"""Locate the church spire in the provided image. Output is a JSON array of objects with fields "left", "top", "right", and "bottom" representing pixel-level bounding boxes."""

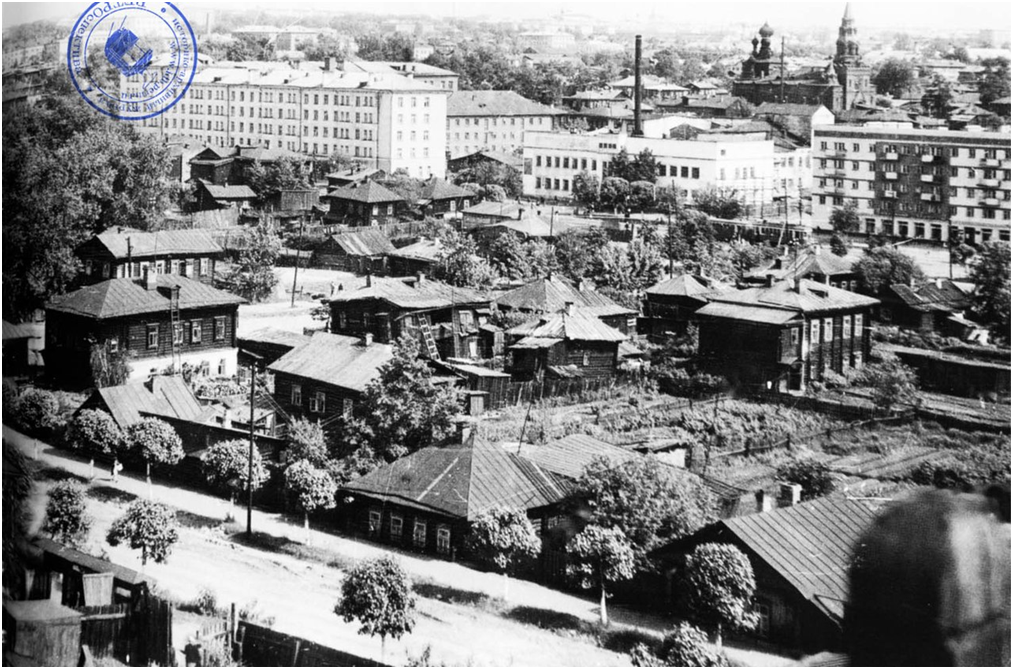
[{"left": 843, "top": 2, "right": 852, "bottom": 21}]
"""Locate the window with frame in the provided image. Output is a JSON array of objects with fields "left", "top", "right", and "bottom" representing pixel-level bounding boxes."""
[
  {"left": 173, "top": 322, "right": 184, "bottom": 346},
  {"left": 436, "top": 525, "right": 451, "bottom": 554},
  {"left": 291, "top": 384, "right": 302, "bottom": 406},
  {"left": 200, "top": 258, "right": 210, "bottom": 275},
  {"left": 390, "top": 514, "right": 403, "bottom": 540},
  {"left": 309, "top": 391, "right": 326, "bottom": 414},
  {"left": 582, "top": 351, "right": 590, "bottom": 366},
  {"left": 342, "top": 398, "right": 353, "bottom": 418},
  {"left": 147, "top": 324, "right": 159, "bottom": 349},
  {"left": 214, "top": 316, "right": 226, "bottom": 341},
  {"left": 810, "top": 320, "right": 820, "bottom": 347},
  {"left": 823, "top": 318, "right": 834, "bottom": 343},
  {"left": 843, "top": 315, "right": 853, "bottom": 338},
  {"left": 413, "top": 519, "right": 427, "bottom": 547},
  {"left": 217, "top": 358, "right": 227, "bottom": 376},
  {"left": 190, "top": 320, "right": 202, "bottom": 344},
  {"left": 368, "top": 509, "right": 382, "bottom": 536}
]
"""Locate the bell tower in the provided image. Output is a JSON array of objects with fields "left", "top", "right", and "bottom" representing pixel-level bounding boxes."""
[{"left": 834, "top": 3, "right": 873, "bottom": 109}]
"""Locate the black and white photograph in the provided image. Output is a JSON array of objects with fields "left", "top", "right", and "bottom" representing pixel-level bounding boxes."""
[{"left": 1, "top": 1, "right": 1010, "bottom": 665}]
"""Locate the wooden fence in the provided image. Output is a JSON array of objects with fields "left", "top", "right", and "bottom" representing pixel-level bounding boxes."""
[
  {"left": 235, "top": 621, "right": 385, "bottom": 667},
  {"left": 75, "top": 596, "right": 173, "bottom": 666}
]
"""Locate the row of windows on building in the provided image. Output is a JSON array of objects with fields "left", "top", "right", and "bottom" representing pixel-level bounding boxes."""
[
  {"left": 819, "top": 141, "right": 1010, "bottom": 161},
  {"left": 818, "top": 178, "right": 1009, "bottom": 200},
  {"left": 858, "top": 219, "right": 1011, "bottom": 242},
  {"left": 451, "top": 116, "right": 549, "bottom": 128},
  {"left": 452, "top": 131, "right": 519, "bottom": 142},
  {"left": 289, "top": 384, "right": 354, "bottom": 416},
  {"left": 785, "top": 314, "right": 864, "bottom": 352},
  {"left": 818, "top": 194, "right": 1010, "bottom": 220},
  {"left": 137, "top": 317, "right": 229, "bottom": 351},
  {"left": 91, "top": 258, "right": 211, "bottom": 279},
  {"left": 367, "top": 509, "right": 452, "bottom": 553},
  {"left": 821, "top": 159, "right": 1010, "bottom": 181}
]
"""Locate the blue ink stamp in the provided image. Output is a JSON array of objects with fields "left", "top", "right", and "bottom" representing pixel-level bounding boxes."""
[{"left": 67, "top": 2, "right": 197, "bottom": 120}]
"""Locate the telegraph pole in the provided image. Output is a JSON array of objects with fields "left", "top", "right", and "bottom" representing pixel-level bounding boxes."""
[
  {"left": 290, "top": 215, "right": 306, "bottom": 308},
  {"left": 246, "top": 351, "right": 263, "bottom": 538}
]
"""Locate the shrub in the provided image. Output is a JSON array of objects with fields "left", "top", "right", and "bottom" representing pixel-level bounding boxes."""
[
  {"left": 66, "top": 409, "right": 123, "bottom": 457},
  {"left": 15, "top": 388, "right": 60, "bottom": 435},
  {"left": 776, "top": 456, "right": 835, "bottom": 501},
  {"left": 43, "top": 481, "right": 91, "bottom": 546},
  {"left": 658, "top": 622, "right": 724, "bottom": 667}
]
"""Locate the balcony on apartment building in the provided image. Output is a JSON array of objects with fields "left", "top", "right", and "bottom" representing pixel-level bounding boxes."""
[
  {"left": 880, "top": 151, "right": 899, "bottom": 161},
  {"left": 920, "top": 154, "right": 938, "bottom": 163},
  {"left": 982, "top": 158, "right": 1002, "bottom": 168},
  {"left": 979, "top": 178, "right": 1001, "bottom": 188},
  {"left": 882, "top": 172, "right": 899, "bottom": 180},
  {"left": 920, "top": 174, "right": 937, "bottom": 183},
  {"left": 920, "top": 193, "right": 941, "bottom": 202},
  {"left": 882, "top": 190, "right": 897, "bottom": 199},
  {"left": 981, "top": 197, "right": 1001, "bottom": 207}
]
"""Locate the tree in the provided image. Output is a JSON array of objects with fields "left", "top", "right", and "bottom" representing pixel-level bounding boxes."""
[
  {"left": 728, "top": 241, "right": 773, "bottom": 281},
  {"left": 657, "top": 622, "right": 725, "bottom": 667},
  {"left": 853, "top": 246, "right": 925, "bottom": 294},
  {"left": 628, "top": 181, "right": 657, "bottom": 212},
  {"left": 225, "top": 221, "right": 280, "bottom": 302},
  {"left": 14, "top": 388, "right": 60, "bottom": 435},
  {"left": 466, "top": 506, "right": 541, "bottom": 600},
  {"left": 382, "top": 170, "right": 425, "bottom": 211},
  {"left": 452, "top": 162, "right": 522, "bottom": 199},
  {"left": 677, "top": 543, "right": 757, "bottom": 649},
  {"left": 571, "top": 456, "right": 717, "bottom": 567},
  {"left": 433, "top": 230, "right": 497, "bottom": 290},
  {"left": 106, "top": 500, "right": 179, "bottom": 567},
  {"left": 572, "top": 171, "right": 601, "bottom": 210},
  {"left": 340, "top": 335, "right": 460, "bottom": 466},
  {"left": 858, "top": 353, "right": 920, "bottom": 412},
  {"left": 967, "top": 242, "right": 1011, "bottom": 335},
  {"left": 89, "top": 340, "right": 131, "bottom": 387},
  {"left": 3, "top": 441, "right": 36, "bottom": 598},
  {"left": 43, "top": 481, "right": 92, "bottom": 547},
  {"left": 66, "top": 408, "right": 123, "bottom": 476},
  {"left": 978, "top": 58, "right": 1011, "bottom": 105},
  {"left": 285, "top": 417, "right": 329, "bottom": 467},
  {"left": 776, "top": 456, "right": 835, "bottom": 500},
  {"left": 335, "top": 556, "right": 417, "bottom": 661},
  {"left": 923, "top": 76, "right": 953, "bottom": 119},
  {"left": 830, "top": 233, "right": 849, "bottom": 257},
  {"left": 656, "top": 185, "right": 686, "bottom": 218},
  {"left": 694, "top": 187, "right": 743, "bottom": 220},
  {"left": 554, "top": 228, "right": 609, "bottom": 283},
  {"left": 829, "top": 201, "right": 860, "bottom": 235},
  {"left": 608, "top": 149, "right": 658, "bottom": 184},
  {"left": 872, "top": 59, "right": 916, "bottom": 97},
  {"left": 283, "top": 459, "right": 337, "bottom": 535},
  {"left": 245, "top": 157, "right": 312, "bottom": 205},
  {"left": 599, "top": 177, "right": 631, "bottom": 210},
  {"left": 201, "top": 439, "right": 270, "bottom": 506},
  {"left": 125, "top": 417, "right": 184, "bottom": 484},
  {"left": 566, "top": 525, "right": 637, "bottom": 626}
]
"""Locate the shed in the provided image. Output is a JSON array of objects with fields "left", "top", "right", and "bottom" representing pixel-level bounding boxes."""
[
  {"left": 34, "top": 537, "right": 149, "bottom": 606},
  {"left": 312, "top": 228, "right": 396, "bottom": 273},
  {"left": 3, "top": 599, "right": 83, "bottom": 667}
]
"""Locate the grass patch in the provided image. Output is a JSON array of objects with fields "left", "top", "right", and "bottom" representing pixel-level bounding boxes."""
[
  {"left": 599, "top": 627, "right": 661, "bottom": 654},
  {"left": 86, "top": 485, "right": 138, "bottom": 505},
  {"left": 505, "top": 605, "right": 595, "bottom": 636},
  {"left": 414, "top": 580, "right": 494, "bottom": 607},
  {"left": 176, "top": 509, "right": 231, "bottom": 531},
  {"left": 229, "top": 530, "right": 355, "bottom": 571},
  {"left": 36, "top": 467, "right": 89, "bottom": 484}
]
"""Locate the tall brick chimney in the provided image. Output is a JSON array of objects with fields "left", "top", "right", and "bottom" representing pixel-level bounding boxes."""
[{"left": 632, "top": 35, "right": 644, "bottom": 138}]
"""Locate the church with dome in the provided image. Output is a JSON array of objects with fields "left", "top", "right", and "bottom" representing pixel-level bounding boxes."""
[{"left": 732, "top": 4, "right": 875, "bottom": 112}]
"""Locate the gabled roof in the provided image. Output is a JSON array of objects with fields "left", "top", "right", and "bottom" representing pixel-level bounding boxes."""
[
  {"left": 463, "top": 200, "right": 524, "bottom": 218},
  {"left": 201, "top": 183, "right": 258, "bottom": 200},
  {"left": 82, "top": 229, "right": 223, "bottom": 260},
  {"left": 755, "top": 102, "right": 828, "bottom": 117},
  {"left": 508, "top": 311, "right": 627, "bottom": 342},
  {"left": 343, "top": 432, "right": 568, "bottom": 520},
  {"left": 496, "top": 276, "right": 635, "bottom": 316},
  {"left": 888, "top": 279, "right": 971, "bottom": 313},
  {"left": 328, "top": 275, "right": 488, "bottom": 311},
  {"left": 238, "top": 327, "right": 312, "bottom": 350},
  {"left": 703, "top": 278, "right": 879, "bottom": 318},
  {"left": 488, "top": 215, "right": 553, "bottom": 238},
  {"left": 720, "top": 495, "right": 883, "bottom": 622},
  {"left": 647, "top": 274, "right": 731, "bottom": 298},
  {"left": 325, "top": 180, "right": 404, "bottom": 204},
  {"left": 2, "top": 320, "right": 35, "bottom": 341},
  {"left": 95, "top": 376, "right": 204, "bottom": 429},
  {"left": 234, "top": 145, "right": 305, "bottom": 162},
  {"left": 447, "top": 90, "right": 563, "bottom": 117},
  {"left": 268, "top": 332, "right": 393, "bottom": 393},
  {"left": 695, "top": 302, "right": 801, "bottom": 325},
  {"left": 752, "top": 249, "right": 855, "bottom": 281},
  {"left": 449, "top": 150, "right": 524, "bottom": 170},
  {"left": 421, "top": 177, "right": 475, "bottom": 202},
  {"left": 47, "top": 276, "right": 245, "bottom": 319},
  {"left": 513, "top": 433, "right": 638, "bottom": 480},
  {"left": 389, "top": 238, "right": 445, "bottom": 263},
  {"left": 325, "top": 228, "right": 396, "bottom": 257}
]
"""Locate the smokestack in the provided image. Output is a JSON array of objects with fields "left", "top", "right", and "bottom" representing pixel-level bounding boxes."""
[{"left": 632, "top": 35, "right": 644, "bottom": 138}]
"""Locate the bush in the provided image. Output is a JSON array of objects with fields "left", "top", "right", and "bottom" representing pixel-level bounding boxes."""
[
  {"left": 910, "top": 441, "right": 1011, "bottom": 490},
  {"left": 66, "top": 409, "right": 123, "bottom": 458},
  {"left": 2, "top": 379, "right": 18, "bottom": 421},
  {"left": 776, "top": 456, "right": 835, "bottom": 500},
  {"left": 43, "top": 481, "right": 91, "bottom": 546},
  {"left": 653, "top": 368, "right": 728, "bottom": 398},
  {"left": 194, "top": 588, "right": 219, "bottom": 616},
  {"left": 658, "top": 622, "right": 725, "bottom": 667},
  {"left": 15, "top": 388, "right": 60, "bottom": 435}
]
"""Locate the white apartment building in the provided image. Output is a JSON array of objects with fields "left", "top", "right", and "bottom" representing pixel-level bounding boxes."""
[
  {"left": 812, "top": 126, "right": 1012, "bottom": 244},
  {"left": 522, "top": 130, "right": 777, "bottom": 213},
  {"left": 446, "top": 90, "right": 561, "bottom": 159},
  {"left": 124, "top": 64, "right": 450, "bottom": 178}
]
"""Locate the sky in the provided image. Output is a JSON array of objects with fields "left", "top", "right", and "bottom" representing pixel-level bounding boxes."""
[{"left": 3, "top": 0, "right": 1011, "bottom": 32}]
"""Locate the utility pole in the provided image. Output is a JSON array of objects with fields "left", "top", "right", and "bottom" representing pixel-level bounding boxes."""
[
  {"left": 245, "top": 352, "right": 263, "bottom": 538},
  {"left": 290, "top": 215, "right": 306, "bottom": 308},
  {"left": 780, "top": 36, "right": 786, "bottom": 103}
]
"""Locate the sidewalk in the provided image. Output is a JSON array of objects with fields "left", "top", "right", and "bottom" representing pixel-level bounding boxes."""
[{"left": 5, "top": 424, "right": 795, "bottom": 666}]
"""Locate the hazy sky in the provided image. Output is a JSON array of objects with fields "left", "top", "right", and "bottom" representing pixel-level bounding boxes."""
[{"left": 3, "top": 0, "right": 1011, "bottom": 32}]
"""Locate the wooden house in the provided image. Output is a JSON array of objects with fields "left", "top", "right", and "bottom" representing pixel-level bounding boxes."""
[
  {"left": 328, "top": 274, "right": 491, "bottom": 360},
  {"left": 880, "top": 279, "right": 975, "bottom": 336},
  {"left": 75, "top": 228, "right": 224, "bottom": 285},
  {"left": 642, "top": 274, "right": 730, "bottom": 340},
  {"left": 695, "top": 278, "right": 879, "bottom": 393},
  {"left": 321, "top": 180, "right": 408, "bottom": 227},
  {"left": 325, "top": 167, "right": 387, "bottom": 190},
  {"left": 461, "top": 199, "right": 526, "bottom": 225},
  {"left": 340, "top": 430, "right": 569, "bottom": 560},
  {"left": 387, "top": 238, "right": 446, "bottom": 277},
  {"left": 2, "top": 600, "right": 82, "bottom": 667},
  {"left": 312, "top": 229, "right": 396, "bottom": 273},
  {"left": 268, "top": 332, "right": 394, "bottom": 424},
  {"left": 188, "top": 146, "right": 234, "bottom": 185},
  {"left": 237, "top": 328, "right": 312, "bottom": 368},
  {"left": 495, "top": 276, "right": 638, "bottom": 336},
  {"left": 478, "top": 214, "right": 554, "bottom": 242},
  {"left": 77, "top": 376, "right": 206, "bottom": 430},
  {"left": 746, "top": 247, "right": 859, "bottom": 291},
  {"left": 419, "top": 177, "right": 474, "bottom": 218},
  {"left": 434, "top": 361, "right": 512, "bottom": 413},
  {"left": 447, "top": 150, "right": 523, "bottom": 174},
  {"left": 651, "top": 495, "right": 881, "bottom": 655},
  {"left": 193, "top": 181, "right": 257, "bottom": 211},
  {"left": 505, "top": 306, "right": 627, "bottom": 381},
  {"left": 45, "top": 273, "right": 245, "bottom": 386}
]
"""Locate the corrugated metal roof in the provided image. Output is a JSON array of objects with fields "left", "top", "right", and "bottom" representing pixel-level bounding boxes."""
[
  {"left": 421, "top": 177, "right": 475, "bottom": 201},
  {"left": 343, "top": 432, "right": 568, "bottom": 520},
  {"left": 513, "top": 434, "right": 639, "bottom": 480},
  {"left": 327, "top": 228, "right": 396, "bottom": 256},
  {"left": 507, "top": 312, "right": 627, "bottom": 342},
  {"left": 325, "top": 180, "right": 404, "bottom": 204},
  {"left": 705, "top": 279, "right": 879, "bottom": 317},
  {"left": 328, "top": 275, "right": 488, "bottom": 310},
  {"left": 203, "top": 183, "right": 257, "bottom": 200},
  {"left": 34, "top": 537, "right": 147, "bottom": 585},
  {"left": 722, "top": 495, "right": 883, "bottom": 623},
  {"left": 753, "top": 250, "right": 855, "bottom": 281},
  {"left": 239, "top": 327, "right": 312, "bottom": 349},
  {"left": 495, "top": 277, "right": 635, "bottom": 316},
  {"left": 87, "top": 229, "right": 223, "bottom": 259},
  {"left": 488, "top": 216, "right": 553, "bottom": 238},
  {"left": 511, "top": 337, "right": 560, "bottom": 349},
  {"left": 888, "top": 279, "right": 970, "bottom": 313},
  {"left": 268, "top": 332, "right": 393, "bottom": 393},
  {"left": 2, "top": 320, "right": 35, "bottom": 341},
  {"left": 646, "top": 274, "right": 731, "bottom": 298},
  {"left": 441, "top": 361, "right": 512, "bottom": 378},
  {"left": 47, "top": 276, "right": 245, "bottom": 319},
  {"left": 96, "top": 376, "right": 203, "bottom": 428},
  {"left": 463, "top": 201, "right": 524, "bottom": 218},
  {"left": 696, "top": 302, "right": 801, "bottom": 325},
  {"left": 389, "top": 238, "right": 445, "bottom": 262},
  {"left": 447, "top": 90, "right": 562, "bottom": 118}
]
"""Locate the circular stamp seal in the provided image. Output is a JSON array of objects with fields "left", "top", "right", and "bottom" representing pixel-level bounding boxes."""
[{"left": 67, "top": 2, "right": 197, "bottom": 121}]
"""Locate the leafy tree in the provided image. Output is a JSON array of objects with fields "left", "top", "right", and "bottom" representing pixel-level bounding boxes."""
[
  {"left": 694, "top": 187, "right": 743, "bottom": 220},
  {"left": 452, "top": 162, "right": 522, "bottom": 199},
  {"left": 466, "top": 506, "right": 541, "bottom": 600},
  {"left": 554, "top": 228, "right": 610, "bottom": 283},
  {"left": 340, "top": 335, "right": 460, "bottom": 465},
  {"left": 967, "top": 242, "right": 1011, "bottom": 335},
  {"left": 66, "top": 408, "right": 123, "bottom": 474},
  {"left": 566, "top": 525, "right": 637, "bottom": 626},
  {"left": 678, "top": 543, "right": 758, "bottom": 649},
  {"left": 225, "top": 221, "right": 280, "bottom": 302},
  {"left": 657, "top": 622, "right": 725, "bottom": 667},
  {"left": 608, "top": 149, "right": 658, "bottom": 184},
  {"left": 284, "top": 459, "right": 337, "bottom": 534},
  {"left": 433, "top": 230, "right": 497, "bottom": 290},
  {"left": 571, "top": 171, "right": 601, "bottom": 210},
  {"left": 285, "top": 417, "right": 329, "bottom": 467},
  {"left": 89, "top": 340, "right": 131, "bottom": 387},
  {"left": 628, "top": 181, "right": 657, "bottom": 212},
  {"left": 656, "top": 185, "right": 686, "bottom": 219},
  {"left": 125, "top": 417, "right": 184, "bottom": 482},
  {"left": 486, "top": 233, "right": 556, "bottom": 282},
  {"left": 872, "top": 58, "right": 917, "bottom": 97},
  {"left": 599, "top": 177, "right": 631, "bottom": 210},
  {"left": 3, "top": 441, "right": 36, "bottom": 599},
  {"left": 245, "top": 157, "right": 312, "bottom": 205},
  {"left": 335, "top": 556, "right": 417, "bottom": 661},
  {"left": 224, "top": 34, "right": 275, "bottom": 61},
  {"left": 923, "top": 76, "right": 953, "bottom": 118},
  {"left": 830, "top": 233, "right": 849, "bottom": 257},
  {"left": 201, "top": 439, "right": 270, "bottom": 505},
  {"left": 728, "top": 241, "right": 773, "bottom": 281},
  {"left": 853, "top": 246, "right": 925, "bottom": 294},
  {"left": 14, "top": 388, "right": 60, "bottom": 435},
  {"left": 858, "top": 353, "right": 920, "bottom": 412},
  {"left": 978, "top": 58, "right": 1011, "bottom": 105},
  {"left": 593, "top": 240, "right": 665, "bottom": 308},
  {"left": 43, "top": 481, "right": 92, "bottom": 547},
  {"left": 776, "top": 456, "right": 835, "bottom": 500},
  {"left": 356, "top": 33, "right": 414, "bottom": 61},
  {"left": 381, "top": 170, "right": 425, "bottom": 211},
  {"left": 829, "top": 201, "right": 860, "bottom": 235},
  {"left": 572, "top": 456, "right": 717, "bottom": 567},
  {"left": 106, "top": 500, "right": 179, "bottom": 567}
]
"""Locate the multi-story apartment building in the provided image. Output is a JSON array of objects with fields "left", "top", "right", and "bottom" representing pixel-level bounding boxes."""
[
  {"left": 446, "top": 91, "right": 562, "bottom": 159},
  {"left": 125, "top": 63, "right": 450, "bottom": 178},
  {"left": 522, "top": 130, "right": 777, "bottom": 213},
  {"left": 812, "top": 126, "right": 1012, "bottom": 244}
]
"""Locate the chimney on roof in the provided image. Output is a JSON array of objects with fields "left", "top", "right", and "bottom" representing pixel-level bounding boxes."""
[
  {"left": 365, "top": 273, "right": 372, "bottom": 288},
  {"left": 416, "top": 272, "right": 426, "bottom": 286},
  {"left": 361, "top": 333, "right": 373, "bottom": 347},
  {"left": 324, "top": 56, "right": 333, "bottom": 71},
  {"left": 778, "top": 482, "right": 802, "bottom": 508},
  {"left": 517, "top": 207, "right": 525, "bottom": 220},
  {"left": 935, "top": 277, "right": 944, "bottom": 289},
  {"left": 794, "top": 275, "right": 802, "bottom": 293},
  {"left": 813, "top": 245, "right": 821, "bottom": 256},
  {"left": 765, "top": 274, "right": 776, "bottom": 288},
  {"left": 143, "top": 266, "right": 158, "bottom": 291},
  {"left": 755, "top": 489, "right": 773, "bottom": 513},
  {"left": 564, "top": 301, "right": 575, "bottom": 316}
]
